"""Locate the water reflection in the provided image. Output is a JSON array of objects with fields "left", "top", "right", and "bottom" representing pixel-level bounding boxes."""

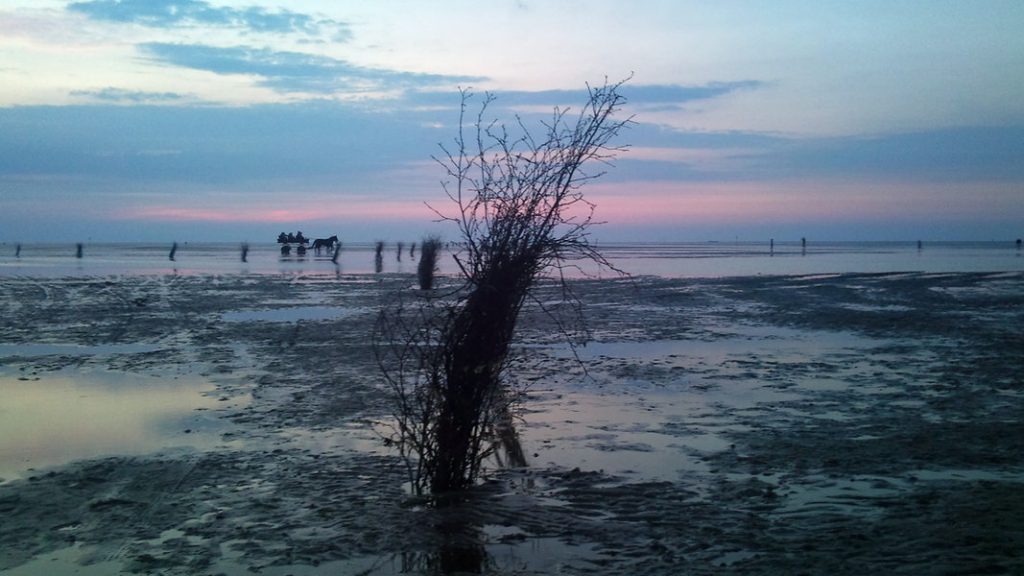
[
  {"left": 402, "top": 517, "right": 489, "bottom": 575},
  {"left": 5, "top": 241, "right": 1021, "bottom": 279},
  {"left": 0, "top": 342, "right": 162, "bottom": 357},
  {"left": 370, "top": 508, "right": 597, "bottom": 576},
  {"left": 0, "top": 370, "right": 228, "bottom": 481}
]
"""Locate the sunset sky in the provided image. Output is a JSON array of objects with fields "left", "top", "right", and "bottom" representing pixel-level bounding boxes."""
[{"left": 1, "top": 0, "right": 1022, "bottom": 242}]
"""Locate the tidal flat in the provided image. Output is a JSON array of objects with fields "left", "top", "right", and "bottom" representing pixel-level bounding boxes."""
[{"left": 1, "top": 271, "right": 1022, "bottom": 574}]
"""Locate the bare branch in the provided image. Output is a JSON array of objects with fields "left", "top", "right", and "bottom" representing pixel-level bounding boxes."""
[{"left": 376, "top": 78, "right": 631, "bottom": 495}]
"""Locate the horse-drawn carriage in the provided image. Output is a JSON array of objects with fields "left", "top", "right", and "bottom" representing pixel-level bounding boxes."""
[{"left": 277, "top": 232, "right": 338, "bottom": 256}]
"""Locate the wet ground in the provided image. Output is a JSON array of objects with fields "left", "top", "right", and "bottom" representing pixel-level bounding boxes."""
[{"left": 1, "top": 271, "right": 1022, "bottom": 574}]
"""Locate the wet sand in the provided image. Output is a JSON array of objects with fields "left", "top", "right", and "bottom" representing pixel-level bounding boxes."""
[{"left": 1, "top": 271, "right": 1022, "bottom": 574}]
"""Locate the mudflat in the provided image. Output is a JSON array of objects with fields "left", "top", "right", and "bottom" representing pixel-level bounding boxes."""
[{"left": 1, "top": 271, "right": 1022, "bottom": 575}]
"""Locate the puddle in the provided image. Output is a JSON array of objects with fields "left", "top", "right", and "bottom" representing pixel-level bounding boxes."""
[
  {"left": 510, "top": 328, "right": 866, "bottom": 480},
  {"left": 840, "top": 303, "right": 913, "bottom": 313},
  {"left": 273, "top": 531, "right": 602, "bottom": 576},
  {"left": 0, "top": 369, "right": 235, "bottom": 482},
  {"left": 535, "top": 325, "right": 880, "bottom": 363},
  {"left": 222, "top": 305, "right": 367, "bottom": 323},
  {"left": 0, "top": 545, "right": 123, "bottom": 576},
  {"left": 275, "top": 422, "right": 390, "bottom": 456},
  {"left": 485, "top": 534, "right": 601, "bottom": 573},
  {"left": 908, "top": 468, "right": 1024, "bottom": 483},
  {"left": 520, "top": 390, "right": 739, "bottom": 480},
  {"left": 0, "top": 342, "right": 163, "bottom": 357},
  {"left": 770, "top": 474, "right": 912, "bottom": 518}
]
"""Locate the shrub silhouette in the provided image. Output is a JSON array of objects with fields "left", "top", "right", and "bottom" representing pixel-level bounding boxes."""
[{"left": 377, "top": 78, "right": 631, "bottom": 495}]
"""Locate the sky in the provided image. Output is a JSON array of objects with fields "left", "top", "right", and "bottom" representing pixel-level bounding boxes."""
[{"left": 1, "top": 0, "right": 1022, "bottom": 243}]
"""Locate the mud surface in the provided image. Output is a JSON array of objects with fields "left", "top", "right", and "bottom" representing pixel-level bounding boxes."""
[{"left": 1, "top": 271, "right": 1022, "bottom": 574}]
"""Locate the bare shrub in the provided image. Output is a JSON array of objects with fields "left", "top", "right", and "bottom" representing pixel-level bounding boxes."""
[{"left": 377, "top": 78, "right": 631, "bottom": 495}]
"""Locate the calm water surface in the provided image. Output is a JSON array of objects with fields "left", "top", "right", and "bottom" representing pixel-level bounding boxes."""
[{"left": 1, "top": 241, "right": 1021, "bottom": 278}]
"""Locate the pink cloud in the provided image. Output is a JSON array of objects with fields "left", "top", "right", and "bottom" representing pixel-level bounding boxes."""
[
  {"left": 107, "top": 178, "right": 1023, "bottom": 230},
  {"left": 115, "top": 198, "right": 437, "bottom": 223},
  {"left": 586, "top": 179, "right": 1023, "bottom": 224}
]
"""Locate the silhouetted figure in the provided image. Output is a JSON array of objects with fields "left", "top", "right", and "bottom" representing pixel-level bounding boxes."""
[
  {"left": 15, "top": 243, "right": 21, "bottom": 258},
  {"left": 75, "top": 243, "right": 83, "bottom": 259},
  {"left": 241, "top": 242, "right": 249, "bottom": 262},
  {"left": 375, "top": 241, "right": 384, "bottom": 273},
  {"left": 295, "top": 231, "right": 307, "bottom": 245},
  {"left": 277, "top": 232, "right": 288, "bottom": 244},
  {"left": 287, "top": 232, "right": 296, "bottom": 243},
  {"left": 169, "top": 242, "right": 178, "bottom": 261},
  {"left": 801, "top": 237, "right": 806, "bottom": 256}
]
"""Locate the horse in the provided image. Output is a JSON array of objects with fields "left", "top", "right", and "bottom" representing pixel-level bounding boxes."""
[{"left": 311, "top": 235, "right": 338, "bottom": 255}]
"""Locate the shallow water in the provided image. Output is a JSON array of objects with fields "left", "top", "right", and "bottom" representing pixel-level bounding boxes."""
[
  {"left": 0, "top": 342, "right": 163, "bottom": 357},
  {"left": 0, "top": 545, "right": 124, "bottom": 576},
  {"left": 521, "top": 389, "right": 733, "bottom": 479},
  {"left": 201, "top": 530, "right": 601, "bottom": 576},
  {"left": 1, "top": 270, "right": 1022, "bottom": 574},
  {"left": 517, "top": 326, "right": 883, "bottom": 481},
  {"left": 222, "top": 305, "right": 369, "bottom": 323},
  {"left": 2, "top": 241, "right": 1020, "bottom": 278},
  {"left": 0, "top": 369, "right": 234, "bottom": 482}
]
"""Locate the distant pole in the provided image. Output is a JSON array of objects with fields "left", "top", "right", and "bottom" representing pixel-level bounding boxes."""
[
  {"left": 801, "top": 237, "right": 806, "bottom": 256},
  {"left": 769, "top": 238, "right": 774, "bottom": 256},
  {"left": 241, "top": 242, "right": 249, "bottom": 262},
  {"left": 75, "top": 243, "right": 83, "bottom": 259}
]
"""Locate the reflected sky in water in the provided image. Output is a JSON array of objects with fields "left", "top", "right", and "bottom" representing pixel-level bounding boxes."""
[
  {"left": 1, "top": 241, "right": 1021, "bottom": 279},
  {"left": 0, "top": 369, "right": 229, "bottom": 482}
]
